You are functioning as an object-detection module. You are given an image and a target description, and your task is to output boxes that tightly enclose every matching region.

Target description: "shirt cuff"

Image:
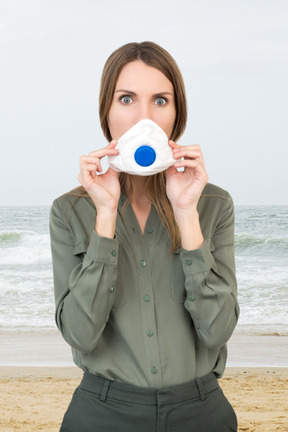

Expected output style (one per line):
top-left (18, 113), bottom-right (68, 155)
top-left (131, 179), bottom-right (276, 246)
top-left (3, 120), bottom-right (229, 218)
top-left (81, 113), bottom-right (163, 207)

top-left (85, 229), bottom-right (119, 265)
top-left (180, 240), bottom-right (215, 275)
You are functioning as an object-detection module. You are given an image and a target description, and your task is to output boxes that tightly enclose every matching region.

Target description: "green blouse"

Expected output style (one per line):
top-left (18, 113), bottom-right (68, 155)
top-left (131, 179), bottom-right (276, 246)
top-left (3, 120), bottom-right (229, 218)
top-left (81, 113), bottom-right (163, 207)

top-left (50, 183), bottom-right (239, 388)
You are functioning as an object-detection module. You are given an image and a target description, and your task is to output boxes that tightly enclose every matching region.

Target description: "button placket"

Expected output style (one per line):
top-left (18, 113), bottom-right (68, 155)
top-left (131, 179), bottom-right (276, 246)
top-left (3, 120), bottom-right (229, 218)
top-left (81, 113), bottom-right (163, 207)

top-left (129, 224), bottom-right (162, 387)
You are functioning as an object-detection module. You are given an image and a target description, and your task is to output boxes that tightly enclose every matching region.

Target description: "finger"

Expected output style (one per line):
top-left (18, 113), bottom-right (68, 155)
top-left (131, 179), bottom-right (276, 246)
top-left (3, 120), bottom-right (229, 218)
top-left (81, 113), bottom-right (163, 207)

top-left (80, 157), bottom-right (102, 174)
top-left (169, 140), bottom-right (201, 150)
top-left (78, 171), bottom-right (91, 185)
top-left (172, 147), bottom-right (203, 161)
top-left (80, 156), bottom-right (102, 164)
top-left (166, 165), bottom-right (178, 176)
top-left (88, 148), bottom-right (119, 158)
top-left (82, 163), bottom-right (101, 173)
top-left (168, 139), bottom-right (176, 147)
top-left (173, 159), bottom-right (206, 170)
top-left (88, 141), bottom-right (118, 158)
top-left (168, 140), bottom-right (181, 150)
top-left (78, 168), bottom-right (98, 186)
top-left (106, 167), bottom-right (120, 178)
top-left (107, 139), bottom-right (117, 148)
top-left (173, 161), bottom-right (208, 183)
top-left (79, 165), bottom-right (99, 183)
top-left (80, 155), bottom-right (102, 176)
top-left (172, 144), bottom-right (201, 153)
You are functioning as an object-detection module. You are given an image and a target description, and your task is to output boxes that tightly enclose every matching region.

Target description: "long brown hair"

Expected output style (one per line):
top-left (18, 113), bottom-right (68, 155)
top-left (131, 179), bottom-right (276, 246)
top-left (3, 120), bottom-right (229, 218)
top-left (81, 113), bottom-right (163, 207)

top-left (99, 41), bottom-right (188, 251)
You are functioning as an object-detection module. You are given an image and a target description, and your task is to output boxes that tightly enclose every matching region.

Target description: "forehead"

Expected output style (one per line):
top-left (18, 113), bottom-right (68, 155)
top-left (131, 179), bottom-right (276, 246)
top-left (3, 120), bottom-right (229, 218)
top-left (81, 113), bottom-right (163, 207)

top-left (115, 60), bottom-right (174, 93)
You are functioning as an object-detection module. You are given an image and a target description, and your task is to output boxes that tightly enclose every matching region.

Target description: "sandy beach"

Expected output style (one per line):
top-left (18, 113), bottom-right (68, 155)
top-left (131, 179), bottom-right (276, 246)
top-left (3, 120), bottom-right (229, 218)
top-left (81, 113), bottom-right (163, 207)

top-left (1, 331), bottom-right (288, 431)
top-left (1, 367), bottom-right (287, 432)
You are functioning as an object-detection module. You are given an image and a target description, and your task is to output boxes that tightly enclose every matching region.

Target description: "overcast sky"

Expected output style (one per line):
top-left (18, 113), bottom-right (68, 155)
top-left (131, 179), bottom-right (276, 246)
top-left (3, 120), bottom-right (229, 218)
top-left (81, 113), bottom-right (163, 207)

top-left (0, 0), bottom-right (287, 206)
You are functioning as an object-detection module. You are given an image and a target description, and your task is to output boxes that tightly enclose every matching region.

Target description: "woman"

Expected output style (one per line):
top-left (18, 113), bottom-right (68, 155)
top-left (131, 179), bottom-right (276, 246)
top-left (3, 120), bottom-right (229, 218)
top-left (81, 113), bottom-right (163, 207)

top-left (50, 41), bottom-right (239, 431)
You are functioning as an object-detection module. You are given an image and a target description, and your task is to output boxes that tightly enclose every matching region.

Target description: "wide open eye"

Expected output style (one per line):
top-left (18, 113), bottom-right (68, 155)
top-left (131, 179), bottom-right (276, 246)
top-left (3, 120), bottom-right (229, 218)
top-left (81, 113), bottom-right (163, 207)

top-left (155, 97), bottom-right (167, 106)
top-left (120, 95), bottom-right (133, 104)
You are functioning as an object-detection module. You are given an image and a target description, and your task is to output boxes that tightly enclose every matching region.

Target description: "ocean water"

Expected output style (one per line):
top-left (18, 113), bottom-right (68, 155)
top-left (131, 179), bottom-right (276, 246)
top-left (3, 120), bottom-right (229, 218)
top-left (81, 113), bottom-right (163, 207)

top-left (235, 206), bottom-right (288, 334)
top-left (0, 205), bottom-right (287, 334)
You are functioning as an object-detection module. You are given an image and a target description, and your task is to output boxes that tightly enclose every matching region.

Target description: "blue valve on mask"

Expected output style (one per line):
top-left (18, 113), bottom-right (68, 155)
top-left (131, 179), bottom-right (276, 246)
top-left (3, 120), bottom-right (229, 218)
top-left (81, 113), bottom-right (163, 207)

top-left (107, 119), bottom-right (176, 176)
top-left (134, 145), bottom-right (156, 167)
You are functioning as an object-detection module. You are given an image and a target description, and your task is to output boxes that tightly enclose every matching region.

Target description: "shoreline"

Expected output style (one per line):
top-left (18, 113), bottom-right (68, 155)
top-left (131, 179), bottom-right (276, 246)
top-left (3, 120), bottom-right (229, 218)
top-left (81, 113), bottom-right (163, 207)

top-left (1, 329), bottom-right (287, 368)
top-left (1, 328), bottom-right (288, 432)
top-left (1, 365), bottom-right (288, 378)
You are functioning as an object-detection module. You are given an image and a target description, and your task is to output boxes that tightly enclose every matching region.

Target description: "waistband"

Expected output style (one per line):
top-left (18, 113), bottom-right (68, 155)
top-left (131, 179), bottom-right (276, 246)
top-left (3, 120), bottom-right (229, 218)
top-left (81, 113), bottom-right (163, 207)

top-left (79, 371), bottom-right (219, 405)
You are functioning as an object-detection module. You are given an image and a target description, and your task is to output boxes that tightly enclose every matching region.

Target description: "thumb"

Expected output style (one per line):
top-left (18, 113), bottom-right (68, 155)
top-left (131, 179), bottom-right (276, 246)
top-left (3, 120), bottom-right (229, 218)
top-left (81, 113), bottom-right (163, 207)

top-left (106, 167), bottom-right (120, 178)
top-left (166, 166), bottom-right (178, 177)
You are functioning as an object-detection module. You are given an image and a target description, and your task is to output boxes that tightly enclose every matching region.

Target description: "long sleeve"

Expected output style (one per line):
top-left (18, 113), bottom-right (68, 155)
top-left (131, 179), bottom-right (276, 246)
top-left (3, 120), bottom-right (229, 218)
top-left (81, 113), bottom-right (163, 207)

top-left (181, 193), bottom-right (239, 349)
top-left (50, 199), bottom-right (118, 353)
top-left (49, 186), bottom-right (238, 386)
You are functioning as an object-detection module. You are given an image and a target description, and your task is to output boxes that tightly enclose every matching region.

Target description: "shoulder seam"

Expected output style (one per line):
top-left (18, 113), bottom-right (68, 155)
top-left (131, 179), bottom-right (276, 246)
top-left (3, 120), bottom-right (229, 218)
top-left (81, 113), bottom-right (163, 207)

top-left (53, 198), bottom-right (70, 229)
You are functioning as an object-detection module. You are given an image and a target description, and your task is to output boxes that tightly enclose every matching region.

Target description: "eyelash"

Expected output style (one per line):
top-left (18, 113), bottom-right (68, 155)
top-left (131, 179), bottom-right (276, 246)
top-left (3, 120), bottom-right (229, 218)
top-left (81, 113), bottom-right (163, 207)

top-left (155, 97), bottom-right (168, 105)
top-left (119, 95), bottom-right (168, 105)
top-left (120, 95), bottom-right (133, 104)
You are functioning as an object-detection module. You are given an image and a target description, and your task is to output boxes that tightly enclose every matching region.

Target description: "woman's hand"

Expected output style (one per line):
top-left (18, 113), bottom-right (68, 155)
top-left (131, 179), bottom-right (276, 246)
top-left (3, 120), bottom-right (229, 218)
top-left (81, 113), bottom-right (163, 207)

top-left (166, 140), bottom-right (208, 250)
top-left (166, 140), bottom-right (208, 213)
top-left (78, 141), bottom-right (120, 237)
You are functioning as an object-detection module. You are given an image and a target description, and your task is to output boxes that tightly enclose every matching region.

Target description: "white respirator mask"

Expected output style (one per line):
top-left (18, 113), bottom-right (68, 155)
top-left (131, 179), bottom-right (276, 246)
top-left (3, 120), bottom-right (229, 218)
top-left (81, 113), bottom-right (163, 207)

top-left (107, 119), bottom-right (176, 176)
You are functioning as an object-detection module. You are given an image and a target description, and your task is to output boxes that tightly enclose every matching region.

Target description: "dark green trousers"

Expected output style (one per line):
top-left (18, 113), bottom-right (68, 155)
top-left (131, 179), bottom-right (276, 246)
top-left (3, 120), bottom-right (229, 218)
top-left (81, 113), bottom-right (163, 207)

top-left (60, 372), bottom-right (237, 431)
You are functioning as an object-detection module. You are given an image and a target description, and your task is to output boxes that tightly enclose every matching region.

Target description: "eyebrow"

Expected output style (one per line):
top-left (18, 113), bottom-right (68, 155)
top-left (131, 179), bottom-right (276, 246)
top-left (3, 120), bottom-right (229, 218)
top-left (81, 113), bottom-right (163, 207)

top-left (115, 89), bottom-right (173, 97)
